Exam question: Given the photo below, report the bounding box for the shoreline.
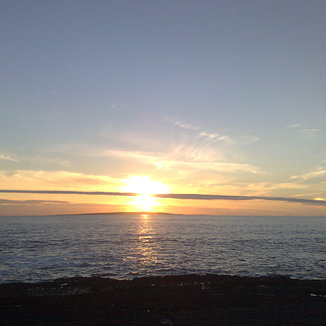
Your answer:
[1,274,326,325]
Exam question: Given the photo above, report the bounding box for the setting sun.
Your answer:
[122,176,169,196]
[122,176,169,211]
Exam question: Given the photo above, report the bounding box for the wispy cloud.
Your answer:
[285,124,321,140]
[168,118,260,146]
[198,131,235,144]
[0,170,122,190]
[98,124,260,174]
[302,128,320,139]
[291,169,326,183]
[168,118,236,144]
[29,156,70,166]
[172,120,200,131]
[243,181,306,195]
[0,152,18,162]
[0,150,69,167]
[110,102,126,111]
[286,124,302,129]
[0,190,325,206]
[103,148,261,174]
[242,172,325,199]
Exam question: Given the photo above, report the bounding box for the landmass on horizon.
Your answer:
[56,211,180,216]
[47,211,326,217]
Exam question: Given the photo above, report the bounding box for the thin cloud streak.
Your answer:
[103,149,261,174]
[1,190,325,206]
[0,190,136,196]
[168,118,236,144]
[0,152,18,162]
[0,199,68,205]
[156,194,326,206]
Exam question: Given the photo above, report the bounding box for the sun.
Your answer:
[122,176,169,195]
[122,176,169,211]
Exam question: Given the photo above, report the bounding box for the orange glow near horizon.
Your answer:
[122,176,170,212]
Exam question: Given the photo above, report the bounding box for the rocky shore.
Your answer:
[1,274,326,325]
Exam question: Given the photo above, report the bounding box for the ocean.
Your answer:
[0,213,325,283]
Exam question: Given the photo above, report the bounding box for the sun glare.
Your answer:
[122,176,169,195]
[122,176,169,212]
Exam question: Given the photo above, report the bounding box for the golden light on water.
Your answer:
[136,214,158,266]
[124,214,158,269]
[122,176,169,212]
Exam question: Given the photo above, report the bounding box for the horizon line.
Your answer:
[3,212,326,218]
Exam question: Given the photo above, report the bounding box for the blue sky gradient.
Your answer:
[1,1,325,215]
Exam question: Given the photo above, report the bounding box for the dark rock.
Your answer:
[0,274,325,325]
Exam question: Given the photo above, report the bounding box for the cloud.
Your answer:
[241,181,306,196]
[291,161,326,183]
[0,170,121,190]
[242,171,325,200]
[238,135,260,144]
[302,128,320,139]
[167,118,259,146]
[29,156,70,166]
[110,102,126,111]
[0,198,69,205]
[0,152,18,162]
[172,120,200,131]
[291,169,326,183]
[155,193,326,206]
[198,131,235,144]
[286,124,301,129]
[0,190,135,196]
[0,150,69,167]
[103,148,261,174]
[285,124,321,140]
[1,190,325,206]
[168,118,236,144]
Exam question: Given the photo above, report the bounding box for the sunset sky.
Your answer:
[1,1,325,216]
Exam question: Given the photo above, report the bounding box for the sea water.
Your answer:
[0,214,325,283]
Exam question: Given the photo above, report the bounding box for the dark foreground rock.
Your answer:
[1,274,326,325]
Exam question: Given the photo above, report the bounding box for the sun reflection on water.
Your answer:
[136,214,158,265]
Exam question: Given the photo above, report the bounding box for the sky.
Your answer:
[0,0,325,216]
